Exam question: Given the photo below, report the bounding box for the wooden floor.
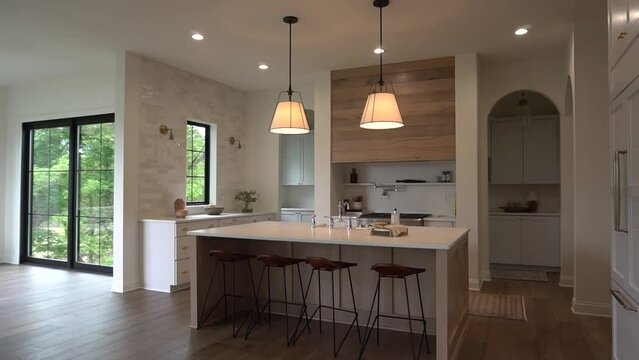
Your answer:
[0,265,610,360]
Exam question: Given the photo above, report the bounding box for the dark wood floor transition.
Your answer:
[0,265,610,360]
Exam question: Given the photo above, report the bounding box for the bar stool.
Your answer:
[198,249,258,338]
[292,257,362,357]
[359,263,430,360]
[244,254,312,347]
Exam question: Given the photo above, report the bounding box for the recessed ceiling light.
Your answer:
[191,33,204,41]
[515,28,528,36]
[373,47,385,54]
[258,64,269,70]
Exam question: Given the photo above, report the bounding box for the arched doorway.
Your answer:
[487,90,562,280]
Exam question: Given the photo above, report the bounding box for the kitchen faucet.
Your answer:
[326,201,354,230]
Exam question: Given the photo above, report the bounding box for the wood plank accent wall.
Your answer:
[331,56,455,163]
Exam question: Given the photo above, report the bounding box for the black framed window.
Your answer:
[21,114,114,274]
[186,121,210,205]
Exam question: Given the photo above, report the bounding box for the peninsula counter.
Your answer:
[189,221,469,360]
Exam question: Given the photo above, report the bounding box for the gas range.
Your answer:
[357,212,431,226]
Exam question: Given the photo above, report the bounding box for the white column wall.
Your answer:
[455,54,481,290]
[0,87,7,263]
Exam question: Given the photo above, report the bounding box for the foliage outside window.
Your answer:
[186,122,210,204]
[24,116,114,271]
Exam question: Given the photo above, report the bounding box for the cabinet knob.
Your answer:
[181,227,188,232]
[181,246,188,250]
[208,224,216,228]
[618,31,627,40]
[181,270,189,275]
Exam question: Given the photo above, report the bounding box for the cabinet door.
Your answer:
[612,99,630,287]
[626,84,639,301]
[520,216,560,267]
[301,134,314,185]
[610,0,631,67]
[490,119,524,184]
[523,117,559,184]
[282,136,302,185]
[612,282,639,360]
[489,216,521,264]
[281,212,299,222]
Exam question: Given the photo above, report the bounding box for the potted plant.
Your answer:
[235,190,257,213]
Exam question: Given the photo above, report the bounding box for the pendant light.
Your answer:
[270,16,310,135]
[360,0,404,130]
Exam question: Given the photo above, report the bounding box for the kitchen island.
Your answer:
[188,221,469,360]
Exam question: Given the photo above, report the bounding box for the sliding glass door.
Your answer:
[21,114,114,273]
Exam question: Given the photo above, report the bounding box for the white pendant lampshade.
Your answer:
[360,91,403,129]
[360,0,404,130]
[270,98,310,134]
[270,16,310,135]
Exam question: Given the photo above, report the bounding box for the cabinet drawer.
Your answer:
[175,259,191,285]
[176,220,219,237]
[175,236,194,260]
[220,217,250,227]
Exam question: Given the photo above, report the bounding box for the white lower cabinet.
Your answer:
[141,213,275,293]
[612,281,639,359]
[489,215,560,266]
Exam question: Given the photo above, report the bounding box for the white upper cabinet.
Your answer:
[523,117,560,184]
[490,116,559,184]
[282,134,314,186]
[610,0,631,67]
[490,118,524,184]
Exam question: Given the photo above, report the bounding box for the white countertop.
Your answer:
[188,221,470,250]
[489,212,560,217]
[141,212,275,224]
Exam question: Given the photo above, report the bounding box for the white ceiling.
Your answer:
[0,0,574,90]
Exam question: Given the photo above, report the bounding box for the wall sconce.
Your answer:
[160,124,181,147]
[160,124,174,140]
[229,136,242,149]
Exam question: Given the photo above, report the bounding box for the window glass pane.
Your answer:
[31,172,49,215]
[30,215,49,258]
[100,171,114,219]
[78,171,101,218]
[100,123,115,170]
[48,171,69,216]
[191,177,205,203]
[79,124,101,170]
[100,219,114,266]
[32,129,50,169]
[78,217,100,264]
[186,123,209,204]
[47,215,68,261]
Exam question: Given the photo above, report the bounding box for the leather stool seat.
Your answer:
[256,254,304,267]
[305,256,357,271]
[371,263,425,278]
[209,250,255,263]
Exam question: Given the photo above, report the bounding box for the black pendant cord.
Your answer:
[287,20,293,100]
[378,5,384,86]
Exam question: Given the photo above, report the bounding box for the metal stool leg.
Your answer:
[348,267,362,344]
[416,273,430,354]
[359,274,381,360]
[295,263,312,335]
[267,266,272,327]
[331,270,337,356]
[318,269,323,334]
[222,263,228,320]
[245,265,266,339]
[376,274,381,345]
[198,261,219,327]
[231,262,236,337]
[404,278,417,360]
[290,268,316,346]
[283,266,290,347]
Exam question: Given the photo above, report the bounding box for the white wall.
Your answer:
[2,70,116,265]
[455,54,481,290]
[0,87,7,262]
[313,72,334,219]
[570,0,611,316]
[478,54,570,284]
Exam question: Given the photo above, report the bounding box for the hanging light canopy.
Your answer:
[270,16,310,135]
[360,0,404,130]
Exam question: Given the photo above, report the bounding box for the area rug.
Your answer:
[468,293,527,321]
[491,268,549,282]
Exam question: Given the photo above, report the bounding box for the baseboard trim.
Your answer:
[469,278,483,291]
[571,298,611,317]
[558,275,574,287]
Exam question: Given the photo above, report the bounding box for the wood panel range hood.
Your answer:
[331,56,455,163]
